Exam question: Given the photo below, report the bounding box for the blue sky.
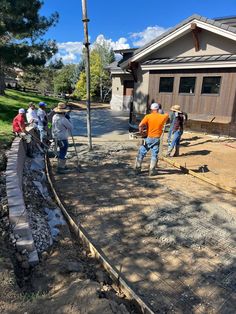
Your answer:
[40,0,236,63]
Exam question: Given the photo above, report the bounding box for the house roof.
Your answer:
[142,54,236,66]
[120,14,236,68]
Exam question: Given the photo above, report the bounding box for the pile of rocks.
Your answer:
[23,152,65,255]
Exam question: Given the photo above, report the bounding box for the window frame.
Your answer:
[178,76,196,95]
[201,76,222,95]
[159,77,174,93]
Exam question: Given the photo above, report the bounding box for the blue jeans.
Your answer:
[58,140,69,160]
[169,130,183,150]
[138,137,160,161]
[38,126,47,142]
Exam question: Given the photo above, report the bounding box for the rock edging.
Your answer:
[6,137,39,266]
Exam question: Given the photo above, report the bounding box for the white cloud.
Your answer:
[94,34,130,50]
[131,25,169,47]
[55,41,84,64]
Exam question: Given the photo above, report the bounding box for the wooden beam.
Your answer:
[191,23,201,52]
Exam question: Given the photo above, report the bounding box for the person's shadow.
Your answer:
[181,149,211,156]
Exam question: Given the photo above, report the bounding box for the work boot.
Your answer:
[149,159,157,176]
[57,159,67,174]
[165,148,172,157]
[173,145,180,157]
[134,158,142,174]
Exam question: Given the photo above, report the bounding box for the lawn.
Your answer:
[0,89,60,147]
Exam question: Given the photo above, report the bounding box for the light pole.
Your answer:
[81,0,92,150]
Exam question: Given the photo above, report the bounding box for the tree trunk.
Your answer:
[0,69,5,95]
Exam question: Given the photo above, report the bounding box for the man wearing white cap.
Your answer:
[135,103,168,175]
[12,108,33,157]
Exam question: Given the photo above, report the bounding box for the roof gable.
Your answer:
[120,14,236,68]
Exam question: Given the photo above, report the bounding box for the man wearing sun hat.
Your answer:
[52,102,73,173]
[135,102,169,176]
[166,105,186,157]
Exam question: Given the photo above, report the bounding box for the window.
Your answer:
[159,77,174,93]
[179,77,196,94]
[201,76,221,94]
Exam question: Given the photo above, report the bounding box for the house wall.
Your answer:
[148,68,236,124]
[133,69,150,114]
[110,74,133,111]
[148,30,236,60]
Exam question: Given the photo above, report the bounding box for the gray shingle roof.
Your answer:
[120,14,236,68]
[142,54,236,66]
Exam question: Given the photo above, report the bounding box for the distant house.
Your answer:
[108,15,236,136]
[5,67,24,88]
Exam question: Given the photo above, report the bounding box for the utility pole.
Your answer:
[81,0,92,150]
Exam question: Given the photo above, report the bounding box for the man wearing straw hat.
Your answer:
[166,105,186,157]
[52,102,73,173]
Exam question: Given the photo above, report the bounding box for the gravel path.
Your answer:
[52,109,236,313]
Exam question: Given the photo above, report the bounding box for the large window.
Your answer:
[179,77,196,94]
[201,76,221,94]
[159,77,174,93]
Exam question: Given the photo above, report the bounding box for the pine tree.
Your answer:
[0,0,59,94]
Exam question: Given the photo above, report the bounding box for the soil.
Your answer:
[52,140,236,313]
[0,144,137,314]
[50,108,236,313]
[162,131,236,189]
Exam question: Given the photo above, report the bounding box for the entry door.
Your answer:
[123,80,134,96]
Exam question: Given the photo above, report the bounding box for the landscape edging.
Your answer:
[6,137,39,266]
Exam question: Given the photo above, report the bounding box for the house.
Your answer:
[108,15,236,136]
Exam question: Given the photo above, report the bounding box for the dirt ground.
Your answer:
[0,145,136,314]
[162,131,236,189]
[51,108,236,313]
[52,140,236,313]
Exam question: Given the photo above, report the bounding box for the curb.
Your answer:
[6,137,39,266]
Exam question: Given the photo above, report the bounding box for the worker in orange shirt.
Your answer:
[135,103,168,175]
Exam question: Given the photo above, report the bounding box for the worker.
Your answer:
[12,108,33,157]
[135,103,169,176]
[26,102,38,128]
[37,101,48,143]
[166,105,187,157]
[52,102,73,174]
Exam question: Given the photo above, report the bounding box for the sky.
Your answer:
[40,0,236,63]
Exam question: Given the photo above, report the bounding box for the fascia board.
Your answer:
[141,61,236,70]
[110,69,129,74]
[196,20,236,41]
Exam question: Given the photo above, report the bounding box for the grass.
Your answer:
[0,89,60,147]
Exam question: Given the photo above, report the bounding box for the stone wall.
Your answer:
[6,138,39,266]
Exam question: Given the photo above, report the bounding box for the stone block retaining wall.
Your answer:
[6,137,39,265]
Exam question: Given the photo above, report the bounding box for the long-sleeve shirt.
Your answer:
[26,108,38,125]
[52,114,73,140]
[37,108,47,128]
